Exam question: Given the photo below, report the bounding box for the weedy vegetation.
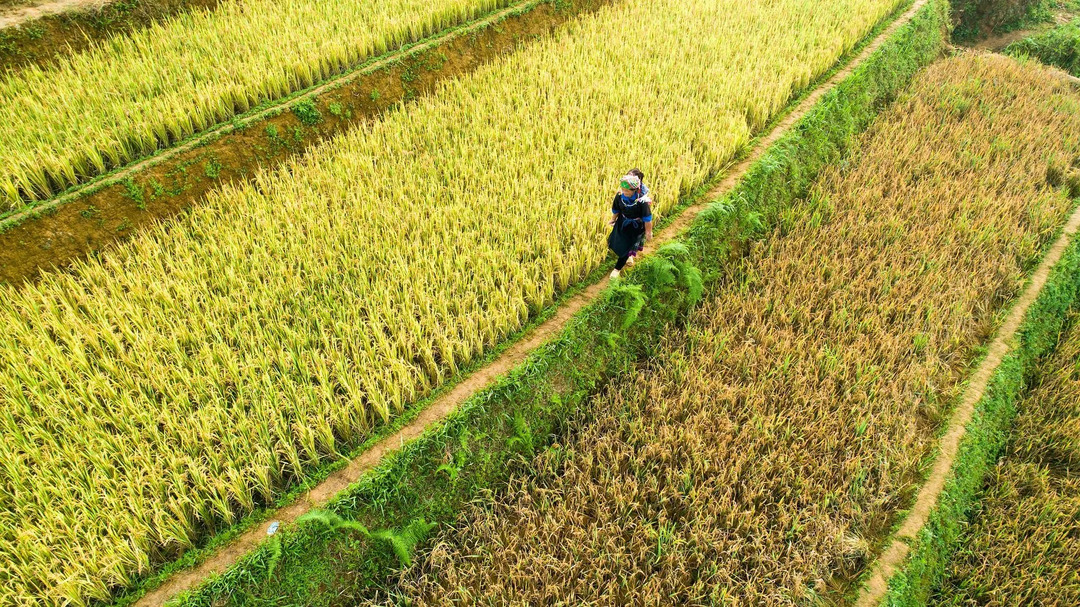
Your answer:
[1006,17,1080,75]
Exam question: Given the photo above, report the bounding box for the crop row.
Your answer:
[384,54,1080,606]
[0,0,515,210]
[0,0,903,604]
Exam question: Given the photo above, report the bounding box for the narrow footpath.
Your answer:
[134,1,929,605]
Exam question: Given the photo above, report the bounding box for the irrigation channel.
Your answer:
[854,61,1080,604]
[129,1,929,604]
[0,0,611,286]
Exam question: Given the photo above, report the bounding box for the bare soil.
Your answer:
[854,156,1080,606]
[0,0,610,287]
[128,3,930,605]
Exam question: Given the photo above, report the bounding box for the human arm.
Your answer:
[642,200,653,240]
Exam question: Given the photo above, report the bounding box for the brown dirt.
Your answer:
[128,3,930,605]
[854,162,1080,605]
[0,0,611,287]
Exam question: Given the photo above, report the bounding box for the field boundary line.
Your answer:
[0,0,540,230]
[855,195,1080,605]
[130,2,926,605]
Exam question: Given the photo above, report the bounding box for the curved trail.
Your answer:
[0,0,104,29]
[131,2,928,605]
[854,62,1080,607]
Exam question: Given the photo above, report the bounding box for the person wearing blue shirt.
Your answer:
[607,169,653,278]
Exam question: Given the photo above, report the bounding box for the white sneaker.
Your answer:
[627,255,636,267]
[610,269,621,279]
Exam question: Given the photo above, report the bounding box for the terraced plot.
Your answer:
[381,54,1080,606]
[0,0,514,209]
[0,0,905,603]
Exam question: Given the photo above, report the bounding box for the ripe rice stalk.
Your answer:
[386,54,1080,606]
[0,0,514,210]
[0,0,903,603]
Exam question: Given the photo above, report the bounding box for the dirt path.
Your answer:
[130,2,928,605]
[0,0,104,28]
[966,9,1075,51]
[854,169,1080,605]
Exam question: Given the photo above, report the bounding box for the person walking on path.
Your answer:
[607,169,653,278]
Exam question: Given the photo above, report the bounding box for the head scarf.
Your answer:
[620,174,641,191]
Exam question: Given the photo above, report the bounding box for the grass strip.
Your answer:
[1006,16,1080,76]
[166,2,948,604]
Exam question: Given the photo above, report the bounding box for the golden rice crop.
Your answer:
[939,315,1080,606]
[0,0,902,604]
[387,54,1080,606]
[0,0,513,209]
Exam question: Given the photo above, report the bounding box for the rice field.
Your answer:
[0,0,514,209]
[936,313,1080,606]
[380,54,1080,606]
[0,0,906,604]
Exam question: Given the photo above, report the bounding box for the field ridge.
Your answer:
[129,2,928,604]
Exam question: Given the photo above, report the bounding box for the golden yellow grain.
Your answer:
[0,0,512,208]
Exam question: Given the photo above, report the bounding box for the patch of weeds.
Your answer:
[0,32,17,57]
[116,218,133,233]
[79,205,99,220]
[328,102,344,118]
[204,158,224,179]
[426,51,450,71]
[148,178,165,200]
[370,89,381,103]
[122,178,147,210]
[400,66,419,84]
[292,99,322,126]
[266,123,288,148]
[24,25,46,41]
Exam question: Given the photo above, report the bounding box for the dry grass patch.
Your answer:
[386,54,1080,606]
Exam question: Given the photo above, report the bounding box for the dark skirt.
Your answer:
[608,222,645,258]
